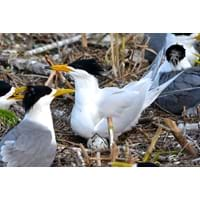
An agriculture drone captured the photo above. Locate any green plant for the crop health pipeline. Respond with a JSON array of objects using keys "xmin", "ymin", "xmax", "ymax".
[{"xmin": 0, "ymin": 109, "xmax": 19, "ymax": 127}]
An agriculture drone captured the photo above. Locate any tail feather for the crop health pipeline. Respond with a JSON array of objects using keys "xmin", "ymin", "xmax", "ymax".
[
  {"xmin": 125, "ymin": 48, "xmax": 165, "ymax": 91},
  {"xmin": 143, "ymin": 71, "xmax": 184, "ymax": 109},
  {"xmin": 144, "ymin": 48, "xmax": 166, "ymax": 89},
  {"xmin": 148, "ymin": 48, "xmax": 165, "ymax": 79}
]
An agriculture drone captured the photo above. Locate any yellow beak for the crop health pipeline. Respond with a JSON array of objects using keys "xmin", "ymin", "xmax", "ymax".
[
  {"xmin": 54, "ymin": 88, "xmax": 75, "ymax": 97},
  {"xmin": 51, "ymin": 64, "xmax": 73, "ymax": 72},
  {"xmin": 8, "ymin": 86, "xmax": 27, "ymax": 100},
  {"xmin": 14, "ymin": 86, "xmax": 27, "ymax": 94}
]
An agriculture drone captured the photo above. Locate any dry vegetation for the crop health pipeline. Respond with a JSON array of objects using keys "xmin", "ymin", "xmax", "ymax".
[{"xmin": 0, "ymin": 33, "xmax": 200, "ymax": 167}]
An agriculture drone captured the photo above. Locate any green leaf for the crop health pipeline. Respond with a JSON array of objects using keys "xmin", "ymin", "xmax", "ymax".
[{"xmin": 0, "ymin": 109, "xmax": 19, "ymax": 127}]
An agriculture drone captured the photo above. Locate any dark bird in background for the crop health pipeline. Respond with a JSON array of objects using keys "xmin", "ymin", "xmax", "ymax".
[
  {"xmin": 165, "ymin": 44, "xmax": 186, "ymax": 66},
  {"xmin": 145, "ymin": 33, "xmax": 200, "ymax": 115}
]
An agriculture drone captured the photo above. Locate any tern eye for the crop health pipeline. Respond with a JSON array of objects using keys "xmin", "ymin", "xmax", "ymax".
[{"xmin": 30, "ymin": 87, "xmax": 35, "ymax": 94}]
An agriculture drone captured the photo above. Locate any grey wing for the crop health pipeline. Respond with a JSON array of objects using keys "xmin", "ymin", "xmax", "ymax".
[
  {"xmin": 0, "ymin": 120, "xmax": 54, "ymax": 167},
  {"xmin": 156, "ymin": 68, "xmax": 200, "ymax": 115}
]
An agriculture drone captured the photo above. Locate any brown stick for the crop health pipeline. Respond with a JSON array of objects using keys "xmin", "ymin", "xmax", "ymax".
[
  {"xmin": 110, "ymin": 143, "xmax": 119, "ymax": 162},
  {"xmin": 89, "ymin": 157, "xmax": 111, "ymax": 161},
  {"xmin": 45, "ymin": 71, "xmax": 57, "ymax": 87},
  {"xmin": 44, "ymin": 55, "xmax": 59, "ymax": 87},
  {"xmin": 143, "ymin": 126, "xmax": 163, "ymax": 162},
  {"xmin": 110, "ymin": 33, "xmax": 118, "ymax": 77},
  {"xmin": 79, "ymin": 143, "xmax": 90, "ymax": 166},
  {"xmin": 138, "ymin": 128, "xmax": 151, "ymax": 142},
  {"xmin": 24, "ymin": 34, "xmax": 84, "ymax": 56},
  {"xmin": 81, "ymin": 33, "xmax": 88, "ymax": 48},
  {"xmin": 44, "ymin": 55, "xmax": 67, "ymax": 87},
  {"xmin": 96, "ymin": 152, "xmax": 101, "ymax": 167},
  {"xmin": 164, "ymin": 118, "xmax": 198, "ymax": 157}
]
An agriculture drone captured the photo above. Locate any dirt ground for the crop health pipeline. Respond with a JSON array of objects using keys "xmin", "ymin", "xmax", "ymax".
[{"xmin": 0, "ymin": 33, "xmax": 200, "ymax": 167}]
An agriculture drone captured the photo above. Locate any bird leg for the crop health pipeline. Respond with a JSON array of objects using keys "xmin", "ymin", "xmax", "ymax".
[{"xmin": 107, "ymin": 116, "xmax": 115, "ymax": 148}]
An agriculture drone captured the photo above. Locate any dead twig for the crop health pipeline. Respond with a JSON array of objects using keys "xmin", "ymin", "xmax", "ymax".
[
  {"xmin": 44, "ymin": 55, "xmax": 73, "ymax": 90},
  {"xmin": 24, "ymin": 34, "xmax": 85, "ymax": 56},
  {"xmin": 71, "ymin": 147, "xmax": 86, "ymax": 167},
  {"xmin": 79, "ymin": 143, "xmax": 90, "ymax": 166},
  {"xmin": 81, "ymin": 33, "xmax": 88, "ymax": 48},
  {"xmin": 152, "ymin": 122, "xmax": 171, "ymax": 131},
  {"xmin": 138, "ymin": 128, "xmax": 151, "ymax": 142},
  {"xmin": 8, "ymin": 57, "xmax": 50, "ymax": 76},
  {"xmin": 110, "ymin": 33, "xmax": 118, "ymax": 77},
  {"xmin": 96, "ymin": 152, "xmax": 101, "ymax": 166},
  {"xmin": 143, "ymin": 126, "xmax": 163, "ymax": 162},
  {"xmin": 110, "ymin": 143, "xmax": 119, "ymax": 162},
  {"xmin": 89, "ymin": 156, "xmax": 111, "ymax": 161},
  {"xmin": 164, "ymin": 118, "xmax": 198, "ymax": 157},
  {"xmin": 44, "ymin": 55, "xmax": 59, "ymax": 87}
]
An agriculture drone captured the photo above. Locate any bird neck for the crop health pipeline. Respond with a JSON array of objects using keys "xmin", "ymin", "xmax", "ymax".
[
  {"xmin": 24, "ymin": 104, "xmax": 54, "ymax": 134},
  {"xmin": 74, "ymin": 75, "xmax": 99, "ymax": 105},
  {"xmin": 159, "ymin": 60, "xmax": 176, "ymax": 73},
  {"xmin": 0, "ymin": 99, "xmax": 15, "ymax": 110}
]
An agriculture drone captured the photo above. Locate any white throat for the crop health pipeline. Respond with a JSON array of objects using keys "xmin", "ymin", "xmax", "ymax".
[
  {"xmin": 71, "ymin": 72, "xmax": 99, "ymax": 105},
  {"xmin": 24, "ymin": 103, "xmax": 55, "ymax": 141}
]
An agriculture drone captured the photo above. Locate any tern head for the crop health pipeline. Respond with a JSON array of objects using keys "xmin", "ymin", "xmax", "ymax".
[
  {"xmin": 0, "ymin": 80, "xmax": 26, "ymax": 109},
  {"xmin": 23, "ymin": 85, "xmax": 74, "ymax": 112},
  {"xmin": 50, "ymin": 59, "xmax": 105, "ymax": 78},
  {"xmin": 166, "ymin": 44, "xmax": 186, "ymax": 66},
  {"xmin": 173, "ymin": 33, "xmax": 192, "ymax": 36},
  {"xmin": 69, "ymin": 59, "xmax": 105, "ymax": 76}
]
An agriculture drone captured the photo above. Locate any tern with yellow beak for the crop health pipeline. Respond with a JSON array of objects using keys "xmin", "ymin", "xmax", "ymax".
[
  {"xmin": 51, "ymin": 52, "xmax": 182, "ymax": 144},
  {"xmin": 0, "ymin": 85, "xmax": 74, "ymax": 167},
  {"xmin": 0, "ymin": 80, "xmax": 26, "ymax": 109}
]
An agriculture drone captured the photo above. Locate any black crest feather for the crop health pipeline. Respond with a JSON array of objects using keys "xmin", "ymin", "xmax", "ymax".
[
  {"xmin": 69, "ymin": 59, "xmax": 105, "ymax": 76},
  {"xmin": 166, "ymin": 44, "xmax": 186, "ymax": 66},
  {"xmin": 23, "ymin": 86, "xmax": 52, "ymax": 112},
  {"xmin": 173, "ymin": 33, "xmax": 192, "ymax": 36},
  {"xmin": 0, "ymin": 80, "xmax": 12, "ymax": 97}
]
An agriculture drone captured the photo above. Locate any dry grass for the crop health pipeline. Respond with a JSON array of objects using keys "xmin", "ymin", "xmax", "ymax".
[{"xmin": 0, "ymin": 33, "xmax": 200, "ymax": 167}]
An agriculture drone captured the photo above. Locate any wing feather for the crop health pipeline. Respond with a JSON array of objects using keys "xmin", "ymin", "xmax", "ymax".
[{"xmin": 0, "ymin": 120, "xmax": 54, "ymax": 166}]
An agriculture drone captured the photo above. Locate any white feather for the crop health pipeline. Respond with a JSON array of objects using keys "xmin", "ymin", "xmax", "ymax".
[
  {"xmin": 69, "ymin": 53, "xmax": 181, "ymax": 139},
  {"xmin": 23, "ymin": 89, "xmax": 56, "ymax": 143},
  {"xmin": 0, "ymin": 87, "xmax": 16, "ymax": 109}
]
